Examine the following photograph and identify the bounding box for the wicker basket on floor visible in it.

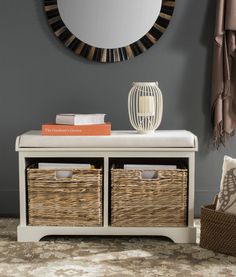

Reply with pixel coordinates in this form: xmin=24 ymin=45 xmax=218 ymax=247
xmin=200 ymin=198 xmax=236 ymax=256
xmin=27 ymin=166 xmax=103 ymax=226
xmin=111 ymin=168 xmax=188 ymax=227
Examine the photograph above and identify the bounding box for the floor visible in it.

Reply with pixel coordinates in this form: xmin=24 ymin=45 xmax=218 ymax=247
xmin=0 ymin=219 xmax=235 ymax=277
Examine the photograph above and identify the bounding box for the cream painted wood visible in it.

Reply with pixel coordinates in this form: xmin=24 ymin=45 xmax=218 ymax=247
xmin=188 ymin=152 xmax=195 ymax=227
xmin=17 ymin=226 xmax=196 ymax=243
xmin=18 ymin=154 xmax=27 ymax=226
xmin=16 ymin=132 xmax=197 ymax=243
xmin=103 ymin=156 xmax=109 ymax=227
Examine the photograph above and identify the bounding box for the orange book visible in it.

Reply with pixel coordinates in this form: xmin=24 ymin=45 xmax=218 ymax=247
xmin=41 ymin=123 xmax=111 ymax=136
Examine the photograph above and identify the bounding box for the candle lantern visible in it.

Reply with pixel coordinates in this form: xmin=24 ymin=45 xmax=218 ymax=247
xmin=128 ymin=82 xmax=163 ymax=134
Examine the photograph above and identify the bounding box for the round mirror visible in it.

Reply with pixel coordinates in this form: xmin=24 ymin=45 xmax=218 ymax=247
xmin=44 ymin=0 xmax=175 ymax=62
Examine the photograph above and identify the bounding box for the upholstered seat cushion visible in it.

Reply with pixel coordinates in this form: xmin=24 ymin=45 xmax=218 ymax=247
xmin=16 ymin=130 xmax=197 ymax=149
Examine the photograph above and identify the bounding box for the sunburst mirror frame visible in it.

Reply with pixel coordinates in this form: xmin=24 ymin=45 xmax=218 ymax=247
xmin=44 ymin=0 xmax=175 ymax=63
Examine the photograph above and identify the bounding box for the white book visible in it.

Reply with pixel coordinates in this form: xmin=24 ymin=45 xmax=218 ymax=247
xmin=56 ymin=114 xmax=106 ymax=125
xmin=38 ymin=163 xmax=92 ymax=169
xmin=124 ymin=164 xmax=177 ymax=170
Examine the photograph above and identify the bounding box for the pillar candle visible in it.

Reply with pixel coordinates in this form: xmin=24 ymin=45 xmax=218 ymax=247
xmin=139 ymin=96 xmax=155 ymax=116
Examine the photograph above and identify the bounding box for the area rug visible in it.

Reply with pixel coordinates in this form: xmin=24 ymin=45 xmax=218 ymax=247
xmin=0 ymin=219 xmax=235 ymax=277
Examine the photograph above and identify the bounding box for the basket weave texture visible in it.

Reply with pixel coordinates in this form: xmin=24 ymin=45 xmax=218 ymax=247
xmin=111 ymin=169 xmax=187 ymax=227
xmin=200 ymin=204 xmax=236 ymax=256
xmin=27 ymin=167 xmax=103 ymax=226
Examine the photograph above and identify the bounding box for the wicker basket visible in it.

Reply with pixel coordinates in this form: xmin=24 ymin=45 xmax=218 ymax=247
xmin=111 ymin=168 xmax=187 ymax=227
xmin=200 ymin=199 xmax=236 ymax=256
xmin=27 ymin=166 xmax=103 ymax=226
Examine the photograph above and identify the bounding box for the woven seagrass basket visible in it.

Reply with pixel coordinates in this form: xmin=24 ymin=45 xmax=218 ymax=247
xmin=200 ymin=197 xmax=236 ymax=256
xmin=111 ymin=168 xmax=188 ymax=227
xmin=27 ymin=166 xmax=103 ymax=226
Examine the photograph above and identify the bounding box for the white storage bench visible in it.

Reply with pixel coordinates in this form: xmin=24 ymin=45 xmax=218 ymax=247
xmin=16 ymin=130 xmax=198 ymax=242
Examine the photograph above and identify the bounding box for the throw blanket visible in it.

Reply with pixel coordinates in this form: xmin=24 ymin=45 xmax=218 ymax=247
xmin=211 ymin=0 xmax=236 ymax=147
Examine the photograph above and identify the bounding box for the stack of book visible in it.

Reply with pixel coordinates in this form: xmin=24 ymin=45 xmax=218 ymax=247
xmin=41 ymin=114 xmax=111 ymax=136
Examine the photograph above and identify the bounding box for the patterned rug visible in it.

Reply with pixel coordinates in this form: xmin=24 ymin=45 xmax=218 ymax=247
xmin=0 ymin=219 xmax=235 ymax=277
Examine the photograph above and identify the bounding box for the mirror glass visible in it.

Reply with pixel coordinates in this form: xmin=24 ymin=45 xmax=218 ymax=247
xmin=57 ymin=0 xmax=162 ymax=49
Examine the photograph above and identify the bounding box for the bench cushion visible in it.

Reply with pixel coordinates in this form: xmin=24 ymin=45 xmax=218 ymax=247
xmin=16 ymin=130 xmax=197 ymax=149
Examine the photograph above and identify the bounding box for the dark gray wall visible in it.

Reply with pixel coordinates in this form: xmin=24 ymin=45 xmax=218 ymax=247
xmin=0 ymin=0 xmax=235 ymax=216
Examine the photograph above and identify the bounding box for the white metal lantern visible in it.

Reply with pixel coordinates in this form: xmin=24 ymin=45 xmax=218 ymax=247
xmin=128 ymin=82 xmax=163 ymax=134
